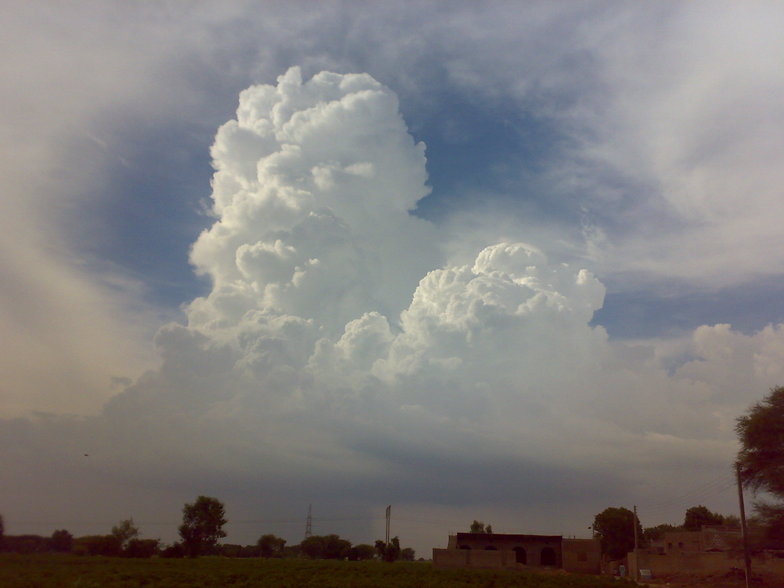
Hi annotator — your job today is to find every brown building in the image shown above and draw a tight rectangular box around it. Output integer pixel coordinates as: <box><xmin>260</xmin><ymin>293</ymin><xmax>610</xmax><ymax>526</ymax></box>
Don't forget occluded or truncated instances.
<box><xmin>432</xmin><ymin>532</ymin><xmax>601</xmax><ymax>574</ymax></box>
<box><xmin>646</xmin><ymin>526</ymin><xmax>741</xmax><ymax>556</ymax></box>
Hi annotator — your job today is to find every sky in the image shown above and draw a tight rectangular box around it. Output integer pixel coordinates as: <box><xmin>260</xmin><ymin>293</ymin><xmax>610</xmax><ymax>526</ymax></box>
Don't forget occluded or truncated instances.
<box><xmin>2</xmin><ymin>1</ymin><xmax>784</xmax><ymax>556</ymax></box>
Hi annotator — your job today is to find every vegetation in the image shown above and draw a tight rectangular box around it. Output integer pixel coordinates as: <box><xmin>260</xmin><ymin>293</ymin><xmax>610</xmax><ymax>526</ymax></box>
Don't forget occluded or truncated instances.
<box><xmin>257</xmin><ymin>533</ymin><xmax>286</xmax><ymax>558</ymax></box>
<box><xmin>49</xmin><ymin>529</ymin><xmax>74</xmax><ymax>553</ymax></box>
<box><xmin>0</xmin><ymin>554</ymin><xmax>639</xmax><ymax>588</ymax></box>
<box><xmin>178</xmin><ymin>495</ymin><xmax>227</xmax><ymax>557</ymax></box>
<box><xmin>348</xmin><ymin>543</ymin><xmax>376</xmax><ymax>561</ymax></box>
<box><xmin>642</xmin><ymin>523</ymin><xmax>680</xmax><ymax>543</ymax></box>
<box><xmin>111</xmin><ymin>518</ymin><xmax>140</xmax><ymax>550</ymax></box>
<box><xmin>641</xmin><ymin>505</ymin><xmax>738</xmax><ymax>546</ymax></box>
<box><xmin>737</xmin><ymin>385</ymin><xmax>784</xmax><ymax>545</ymax></box>
<box><xmin>683</xmin><ymin>505</ymin><xmax>725</xmax><ymax>531</ymax></box>
<box><xmin>470</xmin><ymin>520</ymin><xmax>493</xmax><ymax>533</ymax></box>
<box><xmin>592</xmin><ymin>507</ymin><xmax>642</xmax><ymax>560</ymax></box>
<box><xmin>300</xmin><ymin>533</ymin><xmax>351</xmax><ymax>560</ymax></box>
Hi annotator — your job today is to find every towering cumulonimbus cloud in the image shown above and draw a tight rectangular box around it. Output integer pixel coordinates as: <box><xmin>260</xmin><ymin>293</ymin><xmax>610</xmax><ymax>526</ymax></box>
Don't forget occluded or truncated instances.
<box><xmin>106</xmin><ymin>68</ymin><xmax>784</xmax><ymax>494</ymax></box>
<box><xmin>7</xmin><ymin>65</ymin><xmax>784</xmax><ymax>553</ymax></box>
<box><xmin>188</xmin><ymin>67</ymin><xmax>438</xmax><ymax>338</ymax></box>
<box><xmin>143</xmin><ymin>67</ymin><xmax>610</xmax><ymax>430</ymax></box>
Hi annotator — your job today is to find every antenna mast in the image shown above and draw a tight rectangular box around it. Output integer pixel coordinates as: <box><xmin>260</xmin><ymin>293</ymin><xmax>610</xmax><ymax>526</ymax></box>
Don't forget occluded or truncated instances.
<box><xmin>305</xmin><ymin>504</ymin><xmax>312</xmax><ymax>538</ymax></box>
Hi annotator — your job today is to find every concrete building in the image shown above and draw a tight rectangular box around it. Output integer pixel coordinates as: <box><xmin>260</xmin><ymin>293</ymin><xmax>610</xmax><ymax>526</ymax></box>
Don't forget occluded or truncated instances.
<box><xmin>644</xmin><ymin>526</ymin><xmax>741</xmax><ymax>557</ymax></box>
<box><xmin>432</xmin><ymin>532</ymin><xmax>601</xmax><ymax>574</ymax></box>
<box><xmin>627</xmin><ymin>525</ymin><xmax>784</xmax><ymax>580</ymax></box>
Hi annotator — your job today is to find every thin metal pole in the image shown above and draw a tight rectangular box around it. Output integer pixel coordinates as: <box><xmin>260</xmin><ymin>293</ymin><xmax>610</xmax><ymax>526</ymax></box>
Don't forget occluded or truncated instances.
<box><xmin>385</xmin><ymin>504</ymin><xmax>391</xmax><ymax>545</ymax></box>
<box><xmin>736</xmin><ymin>463</ymin><xmax>751</xmax><ymax>588</ymax></box>
<box><xmin>633</xmin><ymin>505</ymin><xmax>639</xmax><ymax>581</ymax></box>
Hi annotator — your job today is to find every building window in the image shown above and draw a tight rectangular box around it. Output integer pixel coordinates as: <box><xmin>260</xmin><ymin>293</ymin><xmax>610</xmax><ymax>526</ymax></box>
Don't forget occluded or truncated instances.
<box><xmin>459</xmin><ymin>545</ymin><xmax>470</xmax><ymax>550</ymax></box>
<box><xmin>514</xmin><ymin>547</ymin><xmax>527</xmax><ymax>564</ymax></box>
<box><xmin>484</xmin><ymin>546</ymin><xmax>498</xmax><ymax>551</ymax></box>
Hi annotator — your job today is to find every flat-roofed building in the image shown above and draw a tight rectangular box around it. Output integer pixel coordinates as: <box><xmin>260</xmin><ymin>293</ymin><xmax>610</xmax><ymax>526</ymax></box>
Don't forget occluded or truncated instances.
<box><xmin>433</xmin><ymin>532</ymin><xmax>601</xmax><ymax>574</ymax></box>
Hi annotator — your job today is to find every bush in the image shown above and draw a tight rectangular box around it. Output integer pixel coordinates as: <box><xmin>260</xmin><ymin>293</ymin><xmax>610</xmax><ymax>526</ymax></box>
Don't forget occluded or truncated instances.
<box><xmin>160</xmin><ymin>542</ymin><xmax>185</xmax><ymax>558</ymax></box>
<box><xmin>49</xmin><ymin>530</ymin><xmax>74</xmax><ymax>553</ymax></box>
<box><xmin>74</xmin><ymin>535</ymin><xmax>122</xmax><ymax>557</ymax></box>
<box><xmin>348</xmin><ymin>544</ymin><xmax>376</xmax><ymax>561</ymax></box>
<box><xmin>1</xmin><ymin>535</ymin><xmax>49</xmax><ymax>554</ymax></box>
<box><xmin>123</xmin><ymin>538</ymin><xmax>159</xmax><ymax>558</ymax></box>
<box><xmin>300</xmin><ymin>534</ymin><xmax>351</xmax><ymax>560</ymax></box>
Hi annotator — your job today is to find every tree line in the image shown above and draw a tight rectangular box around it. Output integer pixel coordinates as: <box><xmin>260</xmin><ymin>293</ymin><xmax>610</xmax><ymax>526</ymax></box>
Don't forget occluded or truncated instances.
<box><xmin>5</xmin><ymin>385</ymin><xmax>783</xmax><ymax>562</ymax></box>
<box><xmin>592</xmin><ymin>504</ymin><xmax>738</xmax><ymax>560</ymax></box>
<box><xmin>0</xmin><ymin>495</ymin><xmax>415</xmax><ymax>561</ymax></box>
<box><xmin>592</xmin><ymin>385</ymin><xmax>784</xmax><ymax>560</ymax></box>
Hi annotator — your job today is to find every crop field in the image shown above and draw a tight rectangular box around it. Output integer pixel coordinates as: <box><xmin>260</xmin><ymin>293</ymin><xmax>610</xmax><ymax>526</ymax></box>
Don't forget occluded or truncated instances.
<box><xmin>0</xmin><ymin>555</ymin><xmax>640</xmax><ymax>588</ymax></box>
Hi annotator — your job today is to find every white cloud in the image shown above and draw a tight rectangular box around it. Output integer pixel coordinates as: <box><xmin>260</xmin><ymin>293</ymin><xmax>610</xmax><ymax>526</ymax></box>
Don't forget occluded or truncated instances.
<box><xmin>3</xmin><ymin>2</ymin><xmax>784</xmax><ymax>556</ymax></box>
<box><xmin>5</xmin><ymin>69</ymin><xmax>779</xmax><ymax>549</ymax></box>
<box><xmin>554</xmin><ymin>3</ymin><xmax>784</xmax><ymax>287</ymax></box>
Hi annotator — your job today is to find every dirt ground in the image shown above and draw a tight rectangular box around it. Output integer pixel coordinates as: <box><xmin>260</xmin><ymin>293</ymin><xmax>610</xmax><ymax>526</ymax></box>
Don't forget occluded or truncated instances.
<box><xmin>639</xmin><ymin>567</ymin><xmax>782</xmax><ymax>587</ymax></box>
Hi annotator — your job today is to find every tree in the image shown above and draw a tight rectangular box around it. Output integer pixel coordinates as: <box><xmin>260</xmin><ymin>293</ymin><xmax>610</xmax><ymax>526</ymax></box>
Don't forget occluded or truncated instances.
<box><xmin>123</xmin><ymin>538</ymin><xmax>159</xmax><ymax>558</ymax></box>
<box><xmin>683</xmin><ymin>505</ymin><xmax>724</xmax><ymax>531</ymax></box>
<box><xmin>160</xmin><ymin>542</ymin><xmax>185</xmax><ymax>558</ymax></box>
<box><xmin>50</xmin><ymin>529</ymin><xmax>74</xmax><ymax>552</ymax></box>
<box><xmin>736</xmin><ymin>386</ymin><xmax>784</xmax><ymax>496</ymax></box>
<box><xmin>592</xmin><ymin>507</ymin><xmax>643</xmax><ymax>560</ymax></box>
<box><xmin>375</xmin><ymin>536</ymin><xmax>402</xmax><ymax>562</ymax></box>
<box><xmin>300</xmin><ymin>534</ymin><xmax>351</xmax><ymax>559</ymax></box>
<box><xmin>400</xmin><ymin>547</ymin><xmax>416</xmax><ymax>561</ymax></box>
<box><xmin>470</xmin><ymin>520</ymin><xmax>492</xmax><ymax>534</ymax></box>
<box><xmin>178</xmin><ymin>496</ymin><xmax>227</xmax><ymax>557</ymax></box>
<box><xmin>737</xmin><ymin>386</ymin><xmax>784</xmax><ymax>544</ymax></box>
<box><xmin>75</xmin><ymin>535</ymin><xmax>122</xmax><ymax>556</ymax></box>
<box><xmin>257</xmin><ymin>533</ymin><xmax>286</xmax><ymax>558</ymax></box>
<box><xmin>348</xmin><ymin>543</ymin><xmax>376</xmax><ymax>561</ymax></box>
<box><xmin>111</xmin><ymin>518</ymin><xmax>140</xmax><ymax>551</ymax></box>
<box><xmin>643</xmin><ymin>523</ymin><xmax>681</xmax><ymax>543</ymax></box>
<box><xmin>0</xmin><ymin>514</ymin><xmax>4</xmax><ymax>549</ymax></box>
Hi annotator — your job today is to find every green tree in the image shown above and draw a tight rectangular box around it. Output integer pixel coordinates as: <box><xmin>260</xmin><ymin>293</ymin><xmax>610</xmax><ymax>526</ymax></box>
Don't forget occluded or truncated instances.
<box><xmin>683</xmin><ymin>505</ymin><xmax>724</xmax><ymax>531</ymax></box>
<box><xmin>375</xmin><ymin>536</ymin><xmax>402</xmax><ymax>562</ymax></box>
<box><xmin>178</xmin><ymin>496</ymin><xmax>227</xmax><ymax>557</ymax></box>
<box><xmin>400</xmin><ymin>546</ymin><xmax>416</xmax><ymax>561</ymax></box>
<box><xmin>123</xmin><ymin>538</ymin><xmax>159</xmax><ymax>558</ymax></box>
<box><xmin>0</xmin><ymin>514</ymin><xmax>4</xmax><ymax>549</ymax></box>
<box><xmin>300</xmin><ymin>534</ymin><xmax>351</xmax><ymax>559</ymax></box>
<box><xmin>736</xmin><ymin>386</ymin><xmax>784</xmax><ymax>543</ymax></box>
<box><xmin>643</xmin><ymin>523</ymin><xmax>681</xmax><ymax>543</ymax></box>
<box><xmin>592</xmin><ymin>507</ymin><xmax>643</xmax><ymax>560</ymax></box>
<box><xmin>75</xmin><ymin>535</ymin><xmax>122</xmax><ymax>556</ymax></box>
<box><xmin>50</xmin><ymin>529</ymin><xmax>74</xmax><ymax>552</ymax></box>
<box><xmin>470</xmin><ymin>520</ymin><xmax>492</xmax><ymax>533</ymax></box>
<box><xmin>737</xmin><ymin>386</ymin><xmax>784</xmax><ymax>495</ymax></box>
<box><xmin>111</xmin><ymin>518</ymin><xmax>140</xmax><ymax>550</ymax></box>
<box><xmin>348</xmin><ymin>543</ymin><xmax>376</xmax><ymax>560</ymax></box>
<box><xmin>257</xmin><ymin>533</ymin><xmax>286</xmax><ymax>558</ymax></box>
<box><xmin>160</xmin><ymin>542</ymin><xmax>185</xmax><ymax>558</ymax></box>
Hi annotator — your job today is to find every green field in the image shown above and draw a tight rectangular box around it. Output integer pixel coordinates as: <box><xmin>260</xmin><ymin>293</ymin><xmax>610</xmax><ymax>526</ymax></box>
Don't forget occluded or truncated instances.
<box><xmin>0</xmin><ymin>555</ymin><xmax>639</xmax><ymax>588</ymax></box>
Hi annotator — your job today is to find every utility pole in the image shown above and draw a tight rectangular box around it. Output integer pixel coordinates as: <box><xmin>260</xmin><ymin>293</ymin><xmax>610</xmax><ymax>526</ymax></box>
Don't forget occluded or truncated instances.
<box><xmin>736</xmin><ymin>463</ymin><xmax>751</xmax><ymax>588</ymax></box>
<box><xmin>305</xmin><ymin>504</ymin><xmax>312</xmax><ymax>539</ymax></box>
<box><xmin>632</xmin><ymin>505</ymin><xmax>639</xmax><ymax>581</ymax></box>
<box><xmin>385</xmin><ymin>504</ymin><xmax>391</xmax><ymax>546</ymax></box>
